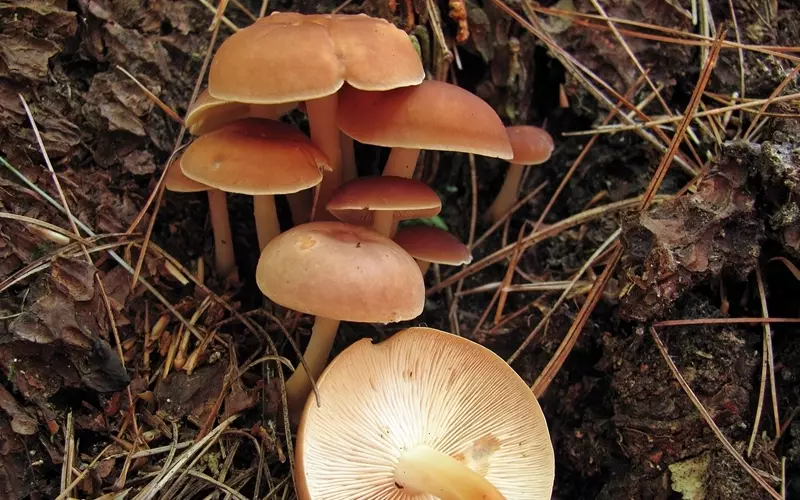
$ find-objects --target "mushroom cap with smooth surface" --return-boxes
[337,80,513,159]
[506,125,555,165]
[185,89,297,136]
[326,176,441,225]
[296,326,555,499]
[164,155,209,193]
[256,221,425,323]
[180,118,329,196]
[208,12,424,104]
[393,226,472,265]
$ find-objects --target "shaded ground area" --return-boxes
[0,0,799,498]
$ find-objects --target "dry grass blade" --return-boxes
[743,64,800,140]
[531,244,622,396]
[640,26,726,209]
[508,229,620,365]
[116,66,184,124]
[649,327,782,499]
[654,317,800,327]
[756,266,781,437]
[428,195,666,293]
[59,413,74,496]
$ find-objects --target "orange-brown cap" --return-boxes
[180,118,329,196]
[296,326,555,499]
[337,80,513,159]
[326,176,441,225]
[256,221,425,323]
[185,89,297,136]
[393,226,472,265]
[164,154,209,193]
[208,13,424,104]
[507,125,555,165]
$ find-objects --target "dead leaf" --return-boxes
[0,385,37,436]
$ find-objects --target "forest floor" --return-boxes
[1,0,799,499]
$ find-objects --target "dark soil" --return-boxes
[1,0,799,499]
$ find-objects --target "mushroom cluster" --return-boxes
[164,9,556,498]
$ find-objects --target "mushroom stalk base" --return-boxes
[253,194,280,252]
[307,95,342,221]
[285,316,341,421]
[394,445,505,500]
[383,148,420,179]
[206,189,236,279]
[487,163,524,223]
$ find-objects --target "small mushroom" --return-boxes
[165,154,236,279]
[207,12,424,219]
[393,225,472,274]
[256,221,425,421]
[180,118,329,250]
[326,176,441,237]
[487,125,554,223]
[296,326,555,500]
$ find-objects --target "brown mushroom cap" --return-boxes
[185,89,297,136]
[256,221,425,323]
[296,326,555,499]
[507,125,555,165]
[179,118,329,196]
[393,226,472,265]
[164,155,209,193]
[337,80,514,159]
[326,176,441,225]
[208,12,424,104]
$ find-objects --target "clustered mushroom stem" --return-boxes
[372,211,394,238]
[286,190,313,225]
[340,132,357,183]
[253,194,281,251]
[487,162,524,223]
[306,95,343,220]
[285,316,341,420]
[383,147,421,179]
[416,259,432,275]
[206,189,236,278]
[394,444,506,500]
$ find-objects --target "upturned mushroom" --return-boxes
[487,125,555,223]
[296,326,555,500]
[180,118,329,250]
[393,225,472,274]
[326,176,441,237]
[185,89,297,136]
[165,153,236,278]
[256,221,425,420]
[207,12,424,219]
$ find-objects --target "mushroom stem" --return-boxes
[383,147,420,178]
[416,259,431,275]
[306,95,343,220]
[286,190,313,225]
[285,316,341,420]
[341,132,358,183]
[487,163,524,223]
[394,444,505,500]
[206,189,236,278]
[253,194,281,251]
[372,211,394,237]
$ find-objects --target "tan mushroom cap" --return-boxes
[164,155,209,193]
[296,326,556,500]
[208,12,424,104]
[337,80,514,159]
[507,125,555,165]
[326,176,441,225]
[393,226,472,266]
[185,89,297,136]
[179,118,329,196]
[256,221,425,323]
